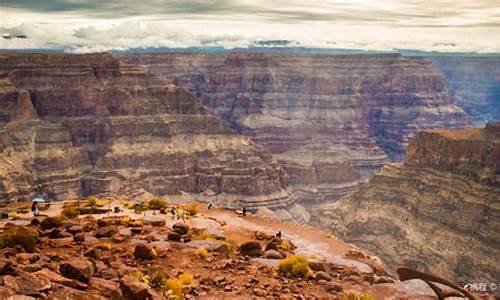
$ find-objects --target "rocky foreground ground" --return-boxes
[0,200,489,299]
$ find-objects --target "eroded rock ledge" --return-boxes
[312,123,500,283]
[0,53,291,209]
[122,52,470,204]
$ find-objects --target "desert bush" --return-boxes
[145,271,166,290]
[223,240,239,255]
[341,291,376,300]
[197,247,209,258]
[148,198,168,211]
[184,203,198,216]
[191,229,214,241]
[166,278,183,299]
[178,273,193,285]
[86,195,98,207]
[61,207,80,219]
[40,216,63,230]
[277,255,312,277]
[0,227,37,252]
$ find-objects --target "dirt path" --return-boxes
[205,209,353,259]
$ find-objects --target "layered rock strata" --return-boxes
[312,123,500,283]
[123,52,470,204]
[0,53,292,209]
[431,56,500,125]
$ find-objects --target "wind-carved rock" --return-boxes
[122,52,470,204]
[313,123,500,283]
[0,53,292,210]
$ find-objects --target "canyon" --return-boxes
[312,123,500,283]
[431,56,500,125]
[123,52,471,205]
[0,53,304,216]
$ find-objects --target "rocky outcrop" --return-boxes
[123,52,470,204]
[431,56,500,125]
[312,123,500,283]
[0,53,291,208]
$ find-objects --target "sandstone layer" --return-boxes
[431,56,500,125]
[312,123,500,283]
[123,52,470,204]
[0,53,293,210]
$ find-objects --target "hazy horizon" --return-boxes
[1,0,500,53]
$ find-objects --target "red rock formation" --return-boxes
[122,52,470,203]
[0,53,292,209]
[313,123,500,283]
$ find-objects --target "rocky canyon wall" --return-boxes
[312,123,500,283]
[431,56,500,125]
[0,53,295,211]
[123,52,470,204]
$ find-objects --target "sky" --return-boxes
[1,0,499,53]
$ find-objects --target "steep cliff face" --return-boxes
[431,56,500,125]
[0,53,292,209]
[123,52,470,203]
[312,123,500,283]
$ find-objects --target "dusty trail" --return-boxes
[205,209,353,259]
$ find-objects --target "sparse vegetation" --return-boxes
[145,271,167,290]
[191,229,214,241]
[148,198,168,210]
[197,247,209,258]
[223,239,239,255]
[184,203,198,216]
[277,255,312,277]
[0,227,37,252]
[341,291,376,300]
[166,278,183,299]
[178,273,193,285]
[61,207,80,219]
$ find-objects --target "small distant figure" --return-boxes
[276,230,282,240]
[31,202,40,217]
[242,207,247,217]
[170,207,176,219]
[208,201,213,210]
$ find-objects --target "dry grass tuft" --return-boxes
[277,255,312,277]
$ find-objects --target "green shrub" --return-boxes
[148,198,167,210]
[61,207,80,219]
[0,227,37,252]
[341,291,376,300]
[277,255,312,277]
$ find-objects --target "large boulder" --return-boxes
[3,271,51,296]
[239,241,263,257]
[172,222,189,235]
[167,231,181,242]
[120,275,151,300]
[143,216,166,227]
[185,240,229,258]
[263,249,283,259]
[134,243,155,260]
[95,226,116,238]
[35,269,88,290]
[89,277,122,299]
[59,258,94,283]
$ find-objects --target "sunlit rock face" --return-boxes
[123,52,470,204]
[431,56,500,125]
[0,53,292,209]
[312,123,500,283]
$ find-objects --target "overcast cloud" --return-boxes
[1,0,499,52]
